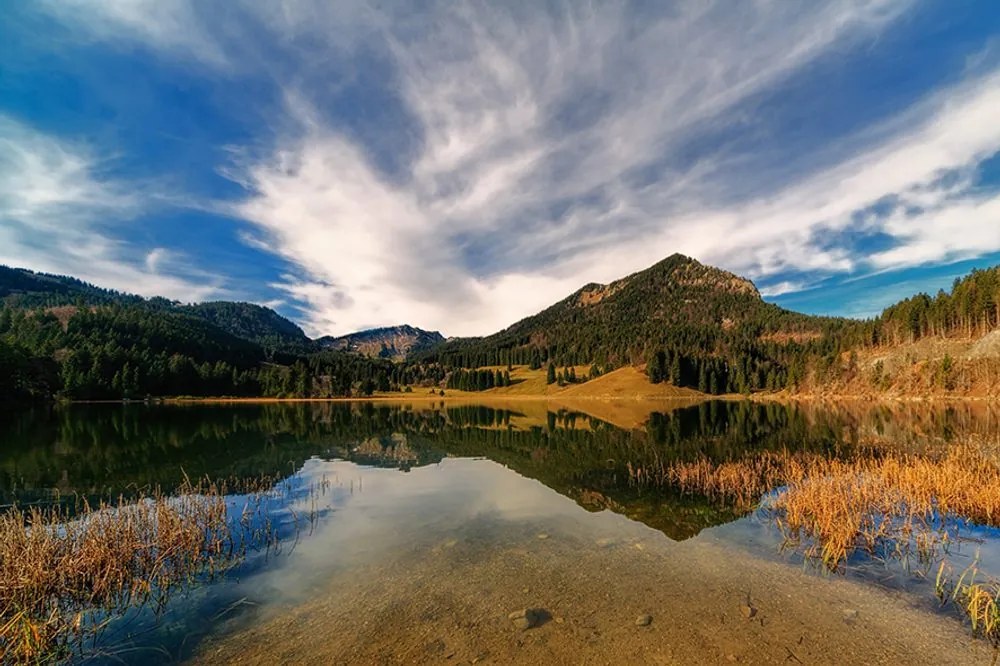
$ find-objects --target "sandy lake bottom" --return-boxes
[188,457,993,665]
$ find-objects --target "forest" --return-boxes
[0,306,444,402]
[1,259,999,403]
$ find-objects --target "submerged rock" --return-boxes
[739,603,757,620]
[635,614,653,627]
[509,608,547,630]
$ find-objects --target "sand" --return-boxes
[194,520,993,665]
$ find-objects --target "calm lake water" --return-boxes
[3,400,1000,664]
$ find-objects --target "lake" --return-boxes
[2,400,998,664]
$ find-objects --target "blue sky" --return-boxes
[2,1,999,337]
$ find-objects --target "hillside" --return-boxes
[0,266,145,308]
[3,257,1000,402]
[0,267,310,353]
[425,255,1000,398]
[0,267,426,402]
[317,325,444,360]
[182,302,311,353]
[423,254,851,394]
[430,254,840,364]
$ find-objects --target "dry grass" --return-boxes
[557,366,700,399]
[629,442,1000,644]
[937,563,1000,647]
[0,478,287,663]
[631,444,1000,567]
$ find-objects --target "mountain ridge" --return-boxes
[3,255,1000,402]
[0,265,442,358]
[316,325,446,361]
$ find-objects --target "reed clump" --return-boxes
[937,563,1000,647]
[630,444,1000,567]
[0,482,250,663]
[629,442,1000,644]
[773,445,1000,569]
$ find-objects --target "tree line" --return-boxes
[0,305,444,401]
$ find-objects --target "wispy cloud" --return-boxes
[212,1,918,335]
[31,0,1000,336]
[0,116,224,302]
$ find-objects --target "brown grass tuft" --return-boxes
[629,442,1000,644]
[0,480,276,663]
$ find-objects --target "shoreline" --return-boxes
[67,392,999,405]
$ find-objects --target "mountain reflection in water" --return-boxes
[3,400,998,541]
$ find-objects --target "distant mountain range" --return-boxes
[2,254,999,402]
[0,266,442,360]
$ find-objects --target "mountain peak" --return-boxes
[575,254,759,309]
[317,325,444,361]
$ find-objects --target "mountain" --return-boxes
[0,267,309,354]
[425,254,847,379]
[181,302,310,353]
[317,325,445,361]
[426,254,1000,397]
[3,256,999,402]
[0,266,146,308]
[0,266,417,402]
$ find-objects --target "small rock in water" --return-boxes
[739,604,757,620]
[537,533,550,540]
[595,537,615,548]
[842,608,859,623]
[508,608,545,630]
[635,614,653,627]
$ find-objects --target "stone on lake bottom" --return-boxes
[508,608,546,630]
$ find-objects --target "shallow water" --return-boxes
[2,400,999,664]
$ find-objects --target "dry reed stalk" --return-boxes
[629,442,1000,644]
[0,481,250,663]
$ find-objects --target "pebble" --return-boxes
[537,533,550,540]
[508,608,544,630]
[843,608,859,623]
[635,614,653,627]
[739,604,757,619]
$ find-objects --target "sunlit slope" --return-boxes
[556,366,701,399]
[444,365,702,399]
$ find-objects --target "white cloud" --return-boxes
[32,0,1000,335]
[213,0,920,335]
[0,116,224,302]
[39,0,231,68]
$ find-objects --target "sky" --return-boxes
[2,1,1000,338]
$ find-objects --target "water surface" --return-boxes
[2,400,998,664]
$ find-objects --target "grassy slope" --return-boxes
[383,365,706,429]
[557,366,700,399]
[439,365,702,399]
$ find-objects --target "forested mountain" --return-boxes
[421,254,854,393]
[182,302,311,354]
[0,266,443,402]
[2,256,1000,403]
[317,325,445,360]
[0,266,146,308]
[422,255,1000,396]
